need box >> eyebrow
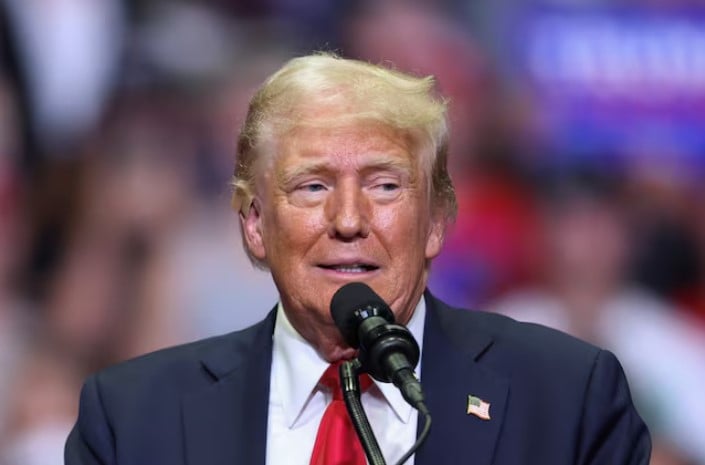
[278,155,414,186]
[278,161,330,187]
[358,156,414,177]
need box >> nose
[326,179,370,240]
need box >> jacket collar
[182,307,277,465]
[415,292,509,465]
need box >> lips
[318,262,379,273]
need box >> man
[65,53,651,464]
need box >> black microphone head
[330,282,395,348]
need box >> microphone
[330,282,426,410]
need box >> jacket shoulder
[94,312,275,398]
[430,296,602,374]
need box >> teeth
[334,265,367,273]
[320,263,377,273]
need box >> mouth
[317,263,380,274]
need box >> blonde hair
[232,52,456,264]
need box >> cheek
[265,203,326,251]
[375,202,430,251]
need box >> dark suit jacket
[65,292,651,464]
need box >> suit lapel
[182,310,276,465]
[415,294,509,465]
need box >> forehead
[273,122,420,173]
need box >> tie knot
[319,362,373,401]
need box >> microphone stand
[340,359,433,465]
[339,360,386,465]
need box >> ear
[425,214,446,260]
[240,199,267,261]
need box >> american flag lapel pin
[466,395,491,420]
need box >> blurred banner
[507,3,705,178]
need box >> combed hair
[232,52,457,266]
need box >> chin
[321,345,358,363]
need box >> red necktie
[309,363,374,465]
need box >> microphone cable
[394,401,431,465]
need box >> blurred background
[1,0,704,464]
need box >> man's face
[242,121,444,357]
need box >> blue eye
[380,183,399,191]
[303,183,326,192]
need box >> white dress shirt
[266,297,426,465]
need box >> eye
[379,182,399,191]
[371,179,401,192]
[368,177,403,202]
[301,183,327,192]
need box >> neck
[280,286,426,363]
[281,304,356,363]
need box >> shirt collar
[272,302,329,428]
[372,297,426,423]
[271,296,427,428]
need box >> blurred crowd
[1,1,704,464]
